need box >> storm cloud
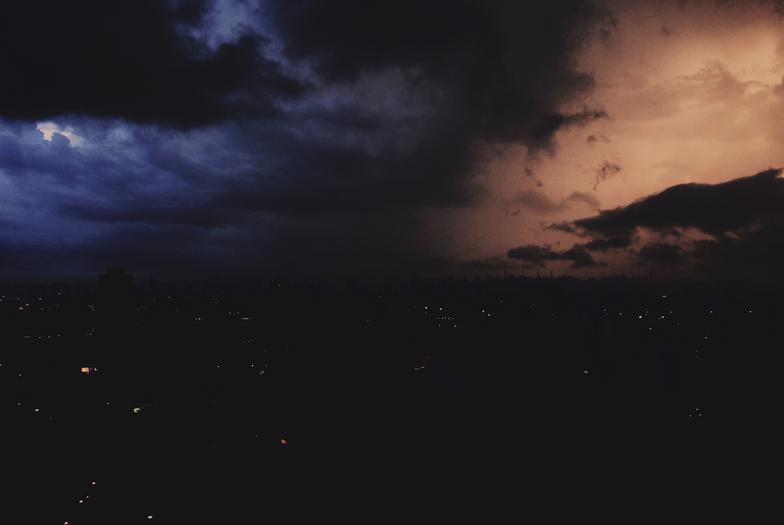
[513,168,784,279]
[273,0,614,145]
[0,0,619,281]
[0,1,302,127]
[574,168,784,238]
[507,243,603,269]
[2,1,781,283]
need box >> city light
[5,264,778,520]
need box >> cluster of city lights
[62,481,104,524]
[414,356,430,371]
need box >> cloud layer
[0,1,618,281]
[0,1,302,127]
[512,168,784,279]
[2,1,784,283]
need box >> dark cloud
[518,168,784,278]
[0,123,237,228]
[0,1,629,282]
[689,220,784,275]
[575,168,784,237]
[0,1,302,127]
[584,236,632,252]
[58,201,241,229]
[273,0,612,147]
[0,118,429,282]
[214,118,490,216]
[547,222,582,236]
[2,1,616,216]
[507,243,603,269]
[560,244,604,268]
[0,0,613,140]
[591,159,622,191]
[638,242,683,267]
[236,0,615,217]
[508,245,561,266]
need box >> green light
[134,407,142,413]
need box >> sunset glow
[1,1,783,283]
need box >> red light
[281,439,287,445]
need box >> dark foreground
[2,277,780,522]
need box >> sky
[2,0,784,284]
